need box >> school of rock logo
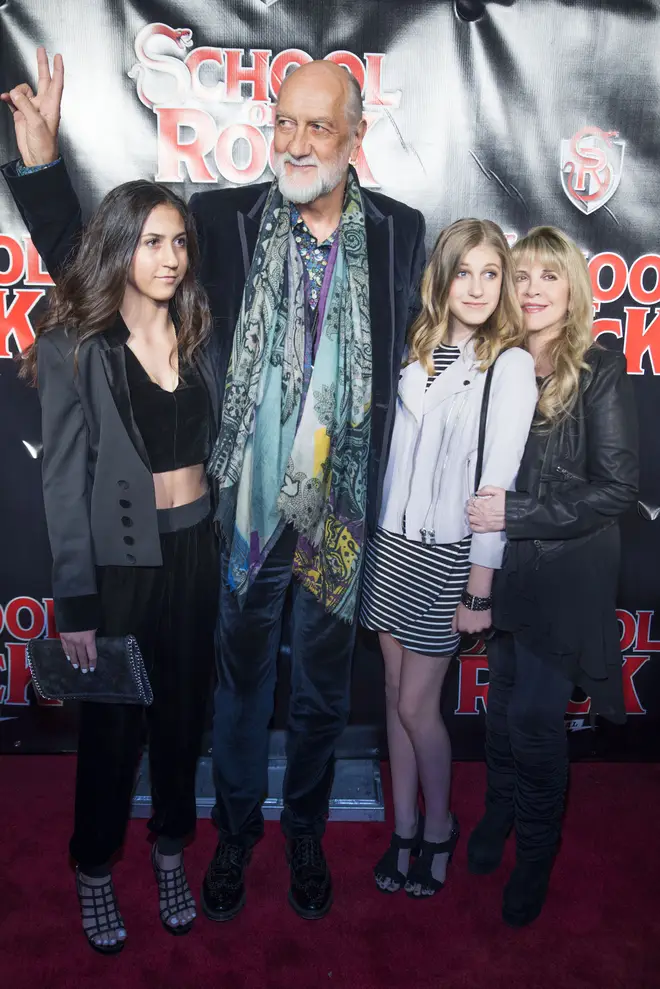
[454,610,657,721]
[0,597,61,708]
[590,251,660,375]
[127,23,401,187]
[560,126,625,215]
[0,236,52,358]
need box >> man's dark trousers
[212,525,357,844]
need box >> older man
[3,55,425,920]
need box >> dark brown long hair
[20,181,211,383]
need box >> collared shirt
[290,205,338,311]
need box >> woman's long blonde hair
[408,218,524,373]
[512,226,594,426]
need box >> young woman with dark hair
[22,181,219,953]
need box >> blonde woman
[467,226,638,927]
[361,219,537,898]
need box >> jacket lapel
[365,197,394,415]
[194,345,220,440]
[237,187,269,280]
[98,314,151,470]
[423,340,479,414]
[398,361,428,422]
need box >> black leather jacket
[505,346,639,548]
[494,346,638,723]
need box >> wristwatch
[460,590,492,612]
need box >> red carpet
[0,757,658,989]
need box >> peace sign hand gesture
[1,46,63,167]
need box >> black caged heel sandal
[405,814,460,898]
[373,814,424,894]
[151,845,197,936]
[75,868,127,955]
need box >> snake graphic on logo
[560,126,625,216]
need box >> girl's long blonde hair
[408,218,524,374]
[512,226,594,426]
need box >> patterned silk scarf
[207,169,372,622]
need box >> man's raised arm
[1,47,83,280]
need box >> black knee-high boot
[468,634,516,875]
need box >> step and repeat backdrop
[1,0,659,758]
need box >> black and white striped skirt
[360,527,472,656]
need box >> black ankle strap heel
[373,813,425,894]
[405,814,460,897]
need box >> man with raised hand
[3,49,425,920]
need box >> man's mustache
[277,152,320,168]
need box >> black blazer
[3,158,426,539]
[34,316,219,633]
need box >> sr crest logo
[561,126,626,215]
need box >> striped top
[426,344,461,387]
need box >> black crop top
[124,345,210,473]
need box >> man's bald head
[278,60,363,132]
[273,60,367,205]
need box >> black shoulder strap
[474,362,495,493]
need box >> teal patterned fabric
[16,158,62,176]
[208,170,372,622]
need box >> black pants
[212,525,356,844]
[484,632,575,862]
[70,501,218,871]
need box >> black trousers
[484,632,575,862]
[212,525,357,843]
[70,504,218,871]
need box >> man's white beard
[273,146,352,204]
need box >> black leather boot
[466,810,513,875]
[502,857,554,927]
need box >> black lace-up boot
[286,835,333,919]
[201,838,253,922]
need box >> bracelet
[460,590,492,612]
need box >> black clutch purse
[26,635,153,705]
